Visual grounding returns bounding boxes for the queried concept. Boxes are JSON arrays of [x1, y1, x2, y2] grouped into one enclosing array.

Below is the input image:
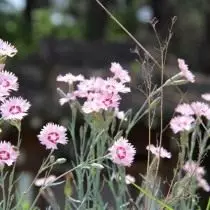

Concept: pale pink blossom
[[146, 144, 171, 159], [57, 73, 84, 85], [82, 100, 102, 114], [0, 70, 18, 92], [35, 175, 56, 187], [59, 93, 76, 106], [82, 92, 121, 113], [175, 103, 194, 116], [0, 97, 31, 120], [170, 115, 195, 133], [202, 93, 210, 101], [0, 39, 17, 57], [103, 78, 130, 94], [108, 137, 136, 167], [190, 101, 210, 117], [76, 77, 105, 98], [183, 161, 205, 177], [0, 141, 19, 166], [110, 62, 131, 83], [38, 123, 68, 150], [177, 58, 195, 83], [197, 177, 210, 192], [183, 161, 210, 192]]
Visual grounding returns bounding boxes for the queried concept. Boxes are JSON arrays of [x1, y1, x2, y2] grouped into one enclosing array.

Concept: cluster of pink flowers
[[0, 39, 31, 121], [0, 40, 31, 166], [146, 144, 171, 159], [183, 161, 210, 192], [57, 62, 130, 118], [170, 100, 210, 133], [108, 137, 136, 167]]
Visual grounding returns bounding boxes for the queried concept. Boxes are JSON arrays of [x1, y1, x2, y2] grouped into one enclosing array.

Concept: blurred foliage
[[0, 0, 210, 73]]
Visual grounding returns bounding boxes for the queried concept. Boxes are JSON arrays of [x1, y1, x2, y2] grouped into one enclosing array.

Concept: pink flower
[[183, 161, 210, 192], [177, 58, 195, 83], [0, 141, 19, 166], [82, 100, 101, 114], [38, 123, 68, 150], [170, 115, 195, 133], [197, 177, 210, 192], [202, 93, 210, 101], [175, 103, 194, 116], [0, 39, 17, 57], [103, 78, 130, 94], [183, 161, 205, 177], [59, 93, 76, 106], [190, 101, 210, 117], [35, 175, 56, 187], [0, 70, 18, 92], [146, 144, 171, 159], [57, 73, 84, 85], [108, 137, 136, 167], [110, 62, 131, 83], [0, 97, 31, 120]]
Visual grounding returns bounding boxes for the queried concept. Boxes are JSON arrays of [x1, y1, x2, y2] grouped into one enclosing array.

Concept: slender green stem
[[95, 0, 161, 69], [206, 198, 210, 210], [132, 183, 173, 210]]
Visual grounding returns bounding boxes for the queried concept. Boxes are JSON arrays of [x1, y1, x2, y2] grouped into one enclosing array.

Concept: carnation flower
[[183, 161, 205, 177], [0, 141, 19, 166], [197, 177, 210, 192], [0, 70, 18, 92], [170, 115, 195, 134], [108, 137, 136, 167], [38, 123, 68, 150], [104, 78, 130, 94], [57, 73, 84, 85], [146, 144, 171, 159], [0, 97, 31, 120], [202, 93, 210, 101], [175, 103, 194, 116], [35, 175, 56, 187], [183, 161, 210, 192], [110, 62, 131, 83], [190, 101, 210, 117], [0, 39, 17, 57], [177, 58, 195, 83], [59, 92, 76, 106]]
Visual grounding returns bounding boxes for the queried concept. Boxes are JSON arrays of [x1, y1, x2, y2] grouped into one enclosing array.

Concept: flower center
[[0, 79, 10, 88], [103, 98, 113, 106], [9, 105, 21, 114], [116, 146, 126, 159], [47, 132, 59, 143], [0, 151, 10, 160]]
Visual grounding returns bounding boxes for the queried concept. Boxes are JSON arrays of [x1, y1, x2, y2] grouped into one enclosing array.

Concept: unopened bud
[[91, 163, 104, 169], [56, 158, 66, 164], [50, 155, 55, 163]]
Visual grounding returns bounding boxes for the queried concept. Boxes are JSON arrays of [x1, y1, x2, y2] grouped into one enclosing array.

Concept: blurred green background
[[1, 0, 210, 73]]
